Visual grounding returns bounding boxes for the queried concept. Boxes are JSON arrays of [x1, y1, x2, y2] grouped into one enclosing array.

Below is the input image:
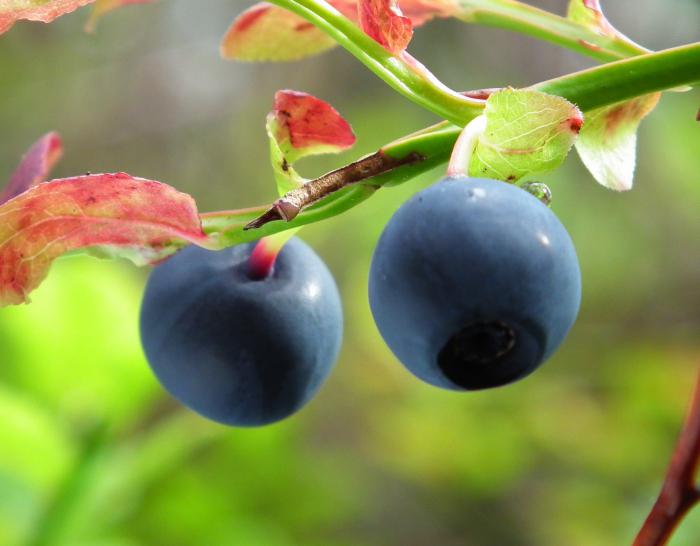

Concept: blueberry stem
[[633, 370, 700, 546], [446, 115, 487, 178], [247, 231, 296, 280]]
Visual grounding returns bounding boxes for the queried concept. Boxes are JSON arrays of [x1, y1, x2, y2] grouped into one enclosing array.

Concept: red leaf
[[0, 0, 96, 35], [221, 3, 336, 62], [358, 0, 413, 54], [0, 173, 207, 306], [273, 90, 355, 155], [0, 132, 63, 205]]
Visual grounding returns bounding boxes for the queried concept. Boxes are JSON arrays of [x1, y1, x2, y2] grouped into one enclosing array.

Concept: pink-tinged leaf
[[566, 0, 617, 37], [0, 173, 208, 306], [0, 0, 95, 35], [221, 3, 336, 62], [267, 90, 355, 195], [359, 0, 413, 54], [575, 93, 661, 191], [85, 0, 156, 33], [1, 132, 63, 205]]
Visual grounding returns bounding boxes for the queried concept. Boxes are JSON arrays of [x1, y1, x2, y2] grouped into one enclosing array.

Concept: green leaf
[[468, 89, 583, 182], [575, 93, 661, 191]]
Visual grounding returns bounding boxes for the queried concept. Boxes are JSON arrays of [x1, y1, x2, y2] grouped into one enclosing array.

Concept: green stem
[[455, 0, 649, 62], [268, 0, 483, 125], [535, 42, 700, 111]]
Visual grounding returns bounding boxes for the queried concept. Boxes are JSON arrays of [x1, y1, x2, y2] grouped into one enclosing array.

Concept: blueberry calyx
[[440, 321, 516, 366]]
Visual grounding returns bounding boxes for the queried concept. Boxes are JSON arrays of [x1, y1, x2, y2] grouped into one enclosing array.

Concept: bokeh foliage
[[0, 1, 699, 544]]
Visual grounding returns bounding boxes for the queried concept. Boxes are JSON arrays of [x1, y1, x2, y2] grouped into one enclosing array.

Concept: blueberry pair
[[140, 176, 581, 427]]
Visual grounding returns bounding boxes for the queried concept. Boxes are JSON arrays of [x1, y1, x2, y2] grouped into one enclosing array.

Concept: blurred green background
[[1, 1, 699, 545]]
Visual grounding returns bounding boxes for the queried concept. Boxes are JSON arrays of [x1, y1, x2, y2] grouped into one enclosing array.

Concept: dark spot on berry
[[438, 321, 517, 389]]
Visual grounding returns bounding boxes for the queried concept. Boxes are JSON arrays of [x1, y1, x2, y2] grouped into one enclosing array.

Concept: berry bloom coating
[[140, 238, 343, 426], [369, 176, 581, 391]]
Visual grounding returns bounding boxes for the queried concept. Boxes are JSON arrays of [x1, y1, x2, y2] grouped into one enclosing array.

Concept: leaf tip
[[568, 109, 584, 134]]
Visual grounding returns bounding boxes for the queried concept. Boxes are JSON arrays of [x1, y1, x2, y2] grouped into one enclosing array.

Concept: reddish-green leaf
[[221, 3, 337, 62], [575, 93, 661, 191], [359, 0, 413, 54], [1, 132, 63, 205], [0, 173, 208, 306], [85, 0, 156, 32], [267, 90, 356, 194], [0, 0, 95, 34], [272, 90, 355, 161]]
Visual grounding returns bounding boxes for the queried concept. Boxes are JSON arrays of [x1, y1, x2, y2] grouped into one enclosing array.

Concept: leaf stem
[[535, 42, 700, 111], [455, 0, 649, 62], [633, 370, 700, 546]]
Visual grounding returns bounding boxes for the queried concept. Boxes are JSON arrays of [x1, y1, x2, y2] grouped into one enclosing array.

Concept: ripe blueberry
[[140, 238, 343, 426], [368, 176, 581, 391]]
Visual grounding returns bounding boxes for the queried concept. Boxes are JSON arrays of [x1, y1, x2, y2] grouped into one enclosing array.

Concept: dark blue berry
[[368, 176, 581, 390], [140, 238, 343, 426]]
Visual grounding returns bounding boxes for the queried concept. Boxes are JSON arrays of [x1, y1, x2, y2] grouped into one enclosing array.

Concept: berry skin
[[368, 176, 581, 391], [140, 238, 342, 427]]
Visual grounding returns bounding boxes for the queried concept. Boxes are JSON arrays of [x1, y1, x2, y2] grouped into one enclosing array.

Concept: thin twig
[[244, 150, 424, 230], [633, 370, 700, 546]]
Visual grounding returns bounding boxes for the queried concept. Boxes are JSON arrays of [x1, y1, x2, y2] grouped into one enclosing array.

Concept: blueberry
[[140, 238, 343, 426], [368, 176, 581, 391]]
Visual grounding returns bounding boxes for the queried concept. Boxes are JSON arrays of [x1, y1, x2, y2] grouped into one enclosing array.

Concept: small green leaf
[[468, 89, 583, 182], [575, 93, 661, 191]]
